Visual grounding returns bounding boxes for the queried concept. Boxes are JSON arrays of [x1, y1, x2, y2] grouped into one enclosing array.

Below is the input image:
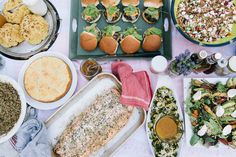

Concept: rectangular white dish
[[183, 77, 236, 154]]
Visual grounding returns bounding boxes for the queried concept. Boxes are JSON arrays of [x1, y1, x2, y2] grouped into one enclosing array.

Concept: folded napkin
[[112, 62, 152, 110], [9, 106, 51, 157]]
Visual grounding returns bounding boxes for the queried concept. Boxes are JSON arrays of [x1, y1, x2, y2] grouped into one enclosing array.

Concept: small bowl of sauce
[[80, 58, 102, 80], [155, 115, 183, 142]]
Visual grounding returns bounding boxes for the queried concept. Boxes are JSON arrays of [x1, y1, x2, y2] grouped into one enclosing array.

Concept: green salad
[[186, 78, 236, 148], [148, 87, 183, 157]]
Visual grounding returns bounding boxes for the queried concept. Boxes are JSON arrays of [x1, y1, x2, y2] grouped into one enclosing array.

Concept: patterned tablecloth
[[0, 0, 236, 157]]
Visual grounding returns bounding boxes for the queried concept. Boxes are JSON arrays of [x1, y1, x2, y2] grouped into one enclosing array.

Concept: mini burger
[[142, 27, 162, 52], [142, 7, 160, 24], [104, 6, 122, 23], [120, 27, 143, 54], [101, 0, 120, 8], [81, 0, 99, 7], [99, 25, 121, 55], [122, 0, 140, 6], [144, 0, 163, 8], [142, 0, 163, 23], [122, 5, 140, 23], [80, 24, 101, 51], [82, 4, 101, 23]]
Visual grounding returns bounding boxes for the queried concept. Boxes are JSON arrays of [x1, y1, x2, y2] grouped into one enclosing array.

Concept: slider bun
[[142, 34, 162, 52], [80, 32, 98, 51], [122, 0, 139, 6], [99, 36, 118, 55], [101, 0, 120, 8], [81, 0, 99, 7], [144, 0, 163, 8], [121, 35, 140, 54]]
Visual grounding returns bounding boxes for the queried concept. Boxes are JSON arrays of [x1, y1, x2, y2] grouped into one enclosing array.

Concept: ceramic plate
[[171, 0, 236, 47], [146, 76, 184, 157], [184, 78, 236, 153], [0, 0, 60, 60], [18, 51, 77, 110]]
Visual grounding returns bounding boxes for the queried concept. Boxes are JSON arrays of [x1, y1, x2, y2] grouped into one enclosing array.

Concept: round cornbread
[[20, 14, 49, 45], [3, 0, 30, 24], [0, 23, 24, 48], [24, 56, 72, 103]]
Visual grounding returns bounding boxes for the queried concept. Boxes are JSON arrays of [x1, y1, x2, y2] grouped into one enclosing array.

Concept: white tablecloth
[[0, 0, 236, 157]]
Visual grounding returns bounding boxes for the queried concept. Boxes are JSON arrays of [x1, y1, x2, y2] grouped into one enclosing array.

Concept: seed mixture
[[54, 88, 133, 157], [0, 82, 21, 136], [177, 0, 236, 42]]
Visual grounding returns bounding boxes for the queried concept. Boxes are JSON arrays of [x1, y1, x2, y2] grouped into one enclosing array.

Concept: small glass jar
[[167, 60, 181, 77], [80, 58, 102, 80]]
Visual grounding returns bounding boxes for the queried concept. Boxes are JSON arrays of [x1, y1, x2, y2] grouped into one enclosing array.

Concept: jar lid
[[151, 56, 168, 73]]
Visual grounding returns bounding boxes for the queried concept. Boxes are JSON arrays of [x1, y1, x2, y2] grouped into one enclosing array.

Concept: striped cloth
[[112, 62, 152, 110]]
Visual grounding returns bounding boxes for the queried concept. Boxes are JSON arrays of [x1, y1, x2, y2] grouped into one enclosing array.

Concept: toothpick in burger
[[120, 27, 143, 54], [82, 4, 101, 23], [142, 0, 163, 23], [122, 5, 140, 23], [81, 0, 99, 7], [101, 0, 120, 8], [104, 6, 122, 23], [142, 27, 162, 52], [80, 24, 101, 51], [99, 25, 121, 55]]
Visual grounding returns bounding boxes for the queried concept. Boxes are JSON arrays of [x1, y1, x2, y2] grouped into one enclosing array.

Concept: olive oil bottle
[[202, 53, 222, 74]]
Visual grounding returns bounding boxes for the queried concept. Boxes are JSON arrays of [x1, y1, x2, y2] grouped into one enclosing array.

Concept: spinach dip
[[0, 82, 21, 136]]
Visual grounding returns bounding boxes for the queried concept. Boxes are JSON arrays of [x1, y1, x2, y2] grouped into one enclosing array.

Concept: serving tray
[[69, 0, 172, 60], [183, 78, 236, 152], [46, 73, 146, 157], [146, 76, 184, 157]]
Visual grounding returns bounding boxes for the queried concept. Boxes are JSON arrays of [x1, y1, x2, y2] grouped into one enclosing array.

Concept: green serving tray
[[69, 0, 172, 60]]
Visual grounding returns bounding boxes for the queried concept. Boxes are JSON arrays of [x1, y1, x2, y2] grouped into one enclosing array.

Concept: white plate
[[0, 75, 26, 143], [18, 51, 77, 110], [184, 78, 236, 151], [146, 75, 184, 157]]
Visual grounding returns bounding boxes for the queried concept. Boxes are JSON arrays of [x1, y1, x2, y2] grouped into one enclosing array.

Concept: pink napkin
[[112, 62, 152, 110]]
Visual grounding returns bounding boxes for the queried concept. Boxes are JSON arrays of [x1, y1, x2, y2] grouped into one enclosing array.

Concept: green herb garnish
[[82, 4, 100, 19], [102, 25, 121, 37], [144, 27, 162, 36], [123, 27, 143, 41], [106, 6, 119, 16], [84, 24, 100, 38], [145, 7, 159, 18], [123, 5, 139, 16]]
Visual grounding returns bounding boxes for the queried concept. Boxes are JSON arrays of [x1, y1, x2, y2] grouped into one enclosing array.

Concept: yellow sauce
[[155, 116, 178, 140]]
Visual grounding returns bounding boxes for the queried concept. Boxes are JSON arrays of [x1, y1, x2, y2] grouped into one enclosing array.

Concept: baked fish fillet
[[54, 88, 133, 157]]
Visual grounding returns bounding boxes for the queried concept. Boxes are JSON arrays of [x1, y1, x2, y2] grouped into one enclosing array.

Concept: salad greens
[[186, 78, 236, 148], [144, 7, 159, 18], [82, 4, 100, 21], [144, 27, 162, 36], [123, 5, 139, 16], [107, 6, 120, 16], [84, 24, 101, 39], [148, 87, 183, 157], [102, 25, 121, 37], [123, 27, 143, 41]]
